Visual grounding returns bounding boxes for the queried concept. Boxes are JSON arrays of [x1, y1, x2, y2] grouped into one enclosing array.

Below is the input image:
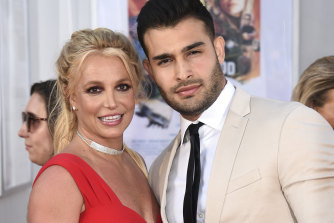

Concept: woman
[[28, 28, 161, 222], [292, 55, 334, 129], [18, 79, 58, 165]]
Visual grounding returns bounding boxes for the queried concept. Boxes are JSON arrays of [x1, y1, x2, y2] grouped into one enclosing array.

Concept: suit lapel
[[206, 87, 250, 222], [159, 132, 181, 221]]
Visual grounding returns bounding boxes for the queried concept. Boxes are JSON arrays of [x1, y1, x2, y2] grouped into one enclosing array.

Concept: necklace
[[76, 131, 124, 155]]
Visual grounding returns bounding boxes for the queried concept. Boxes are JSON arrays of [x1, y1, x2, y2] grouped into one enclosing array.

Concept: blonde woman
[[28, 28, 161, 223], [292, 56, 334, 128]]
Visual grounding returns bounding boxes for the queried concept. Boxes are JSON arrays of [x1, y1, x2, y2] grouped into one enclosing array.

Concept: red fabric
[[34, 153, 162, 223]]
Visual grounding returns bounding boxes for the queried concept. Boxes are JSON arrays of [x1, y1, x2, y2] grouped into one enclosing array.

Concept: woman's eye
[[86, 86, 101, 94], [117, 84, 131, 92]]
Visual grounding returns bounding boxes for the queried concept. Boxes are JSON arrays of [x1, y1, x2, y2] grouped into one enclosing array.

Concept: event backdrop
[[0, 0, 31, 195], [205, 0, 261, 84]]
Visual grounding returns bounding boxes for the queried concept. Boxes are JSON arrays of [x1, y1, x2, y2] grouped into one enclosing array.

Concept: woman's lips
[[99, 114, 122, 122], [98, 114, 123, 126], [25, 144, 31, 151]]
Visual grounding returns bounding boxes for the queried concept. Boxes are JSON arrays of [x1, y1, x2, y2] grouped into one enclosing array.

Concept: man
[[240, 13, 257, 46], [137, 0, 334, 222]]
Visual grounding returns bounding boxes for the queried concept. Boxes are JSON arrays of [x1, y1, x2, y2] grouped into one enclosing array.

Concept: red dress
[[34, 153, 162, 223]]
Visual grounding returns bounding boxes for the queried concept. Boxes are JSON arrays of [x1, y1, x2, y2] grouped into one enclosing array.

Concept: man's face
[[143, 17, 226, 121]]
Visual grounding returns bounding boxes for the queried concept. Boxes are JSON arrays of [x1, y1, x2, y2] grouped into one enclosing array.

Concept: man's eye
[[117, 84, 131, 91], [188, 50, 200, 56], [86, 86, 101, 94], [158, 58, 172, 66]]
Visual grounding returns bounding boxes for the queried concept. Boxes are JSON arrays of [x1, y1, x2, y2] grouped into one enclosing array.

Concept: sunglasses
[[22, 112, 47, 132]]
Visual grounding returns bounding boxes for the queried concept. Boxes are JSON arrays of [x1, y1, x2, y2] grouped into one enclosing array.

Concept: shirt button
[[198, 213, 204, 218]]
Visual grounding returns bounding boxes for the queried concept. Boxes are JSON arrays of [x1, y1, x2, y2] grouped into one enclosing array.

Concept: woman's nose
[[104, 91, 117, 109], [18, 122, 28, 138]]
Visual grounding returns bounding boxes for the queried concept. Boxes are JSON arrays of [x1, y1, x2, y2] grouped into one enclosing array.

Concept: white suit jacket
[[149, 87, 334, 223]]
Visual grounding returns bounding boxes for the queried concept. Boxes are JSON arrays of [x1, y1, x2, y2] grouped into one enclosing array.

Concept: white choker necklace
[[77, 131, 124, 155]]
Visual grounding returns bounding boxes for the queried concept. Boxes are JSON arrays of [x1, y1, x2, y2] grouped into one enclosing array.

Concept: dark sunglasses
[[22, 112, 47, 132]]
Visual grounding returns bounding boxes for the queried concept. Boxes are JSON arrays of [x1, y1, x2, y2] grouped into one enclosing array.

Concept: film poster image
[[205, 0, 261, 83], [126, 0, 180, 168]]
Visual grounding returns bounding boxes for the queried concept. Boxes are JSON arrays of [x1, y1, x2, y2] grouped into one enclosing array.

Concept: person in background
[[292, 55, 334, 129], [28, 28, 161, 223], [240, 13, 256, 46], [236, 47, 251, 77], [206, 0, 247, 62], [18, 79, 58, 166], [136, 0, 334, 222], [206, 0, 246, 33]]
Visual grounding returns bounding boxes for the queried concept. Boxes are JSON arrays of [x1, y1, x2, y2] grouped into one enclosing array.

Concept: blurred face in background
[[314, 89, 334, 129], [219, 0, 246, 17], [18, 92, 53, 165]]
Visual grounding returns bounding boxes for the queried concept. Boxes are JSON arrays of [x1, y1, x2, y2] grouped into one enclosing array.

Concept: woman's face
[[18, 93, 53, 165], [219, 0, 246, 17], [71, 54, 135, 147], [315, 89, 334, 129]]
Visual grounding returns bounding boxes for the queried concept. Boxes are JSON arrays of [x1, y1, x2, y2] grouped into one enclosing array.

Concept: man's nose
[[175, 60, 192, 81]]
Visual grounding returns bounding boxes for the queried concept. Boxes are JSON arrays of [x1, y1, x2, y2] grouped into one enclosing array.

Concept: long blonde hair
[[53, 28, 144, 154], [292, 56, 334, 108]]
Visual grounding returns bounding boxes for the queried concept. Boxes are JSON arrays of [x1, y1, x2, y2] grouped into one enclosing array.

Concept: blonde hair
[[292, 56, 334, 108], [53, 28, 144, 154]]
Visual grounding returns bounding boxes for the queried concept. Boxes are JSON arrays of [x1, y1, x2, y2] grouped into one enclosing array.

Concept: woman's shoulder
[[33, 154, 82, 193], [28, 162, 83, 222]]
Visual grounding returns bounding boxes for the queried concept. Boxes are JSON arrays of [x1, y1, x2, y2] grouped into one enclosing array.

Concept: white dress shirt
[[166, 81, 235, 222]]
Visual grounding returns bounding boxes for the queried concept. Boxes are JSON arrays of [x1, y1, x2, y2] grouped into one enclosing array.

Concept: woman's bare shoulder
[[28, 165, 83, 223]]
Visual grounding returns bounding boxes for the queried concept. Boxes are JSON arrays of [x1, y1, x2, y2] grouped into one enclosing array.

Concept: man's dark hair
[[30, 79, 59, 136], [137, 0, 215, 57]]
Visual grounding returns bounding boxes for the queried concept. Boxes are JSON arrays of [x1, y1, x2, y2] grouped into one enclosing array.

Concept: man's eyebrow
[[152, 53, 171, 61], [151, 42, 205, 61], [181, 42, 205, 53]]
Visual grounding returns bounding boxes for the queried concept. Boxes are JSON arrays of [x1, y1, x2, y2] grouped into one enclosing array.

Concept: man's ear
[[214, 36, 225, 64], [143, 59, 155, 81]]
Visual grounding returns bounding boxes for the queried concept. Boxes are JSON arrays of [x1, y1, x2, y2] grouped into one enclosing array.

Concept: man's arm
[[278, 105, 334, 222]]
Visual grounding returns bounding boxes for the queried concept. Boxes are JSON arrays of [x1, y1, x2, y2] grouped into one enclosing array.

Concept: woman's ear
[[69, 94, 77, 111], [214, 36, 225, 64], [312, 105, 319, 112]]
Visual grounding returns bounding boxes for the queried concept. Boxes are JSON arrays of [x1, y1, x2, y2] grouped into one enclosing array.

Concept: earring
[[72, 105, 77, 111]]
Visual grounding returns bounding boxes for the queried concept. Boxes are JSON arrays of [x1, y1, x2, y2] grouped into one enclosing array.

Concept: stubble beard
[[157, 61, 225, 119]]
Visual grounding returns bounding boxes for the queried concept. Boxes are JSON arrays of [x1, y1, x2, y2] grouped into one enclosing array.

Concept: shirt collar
[[180, 80, 235, 144]]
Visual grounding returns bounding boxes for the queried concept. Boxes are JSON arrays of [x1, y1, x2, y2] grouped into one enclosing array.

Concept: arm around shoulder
[[28, 165, 83, 223]]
